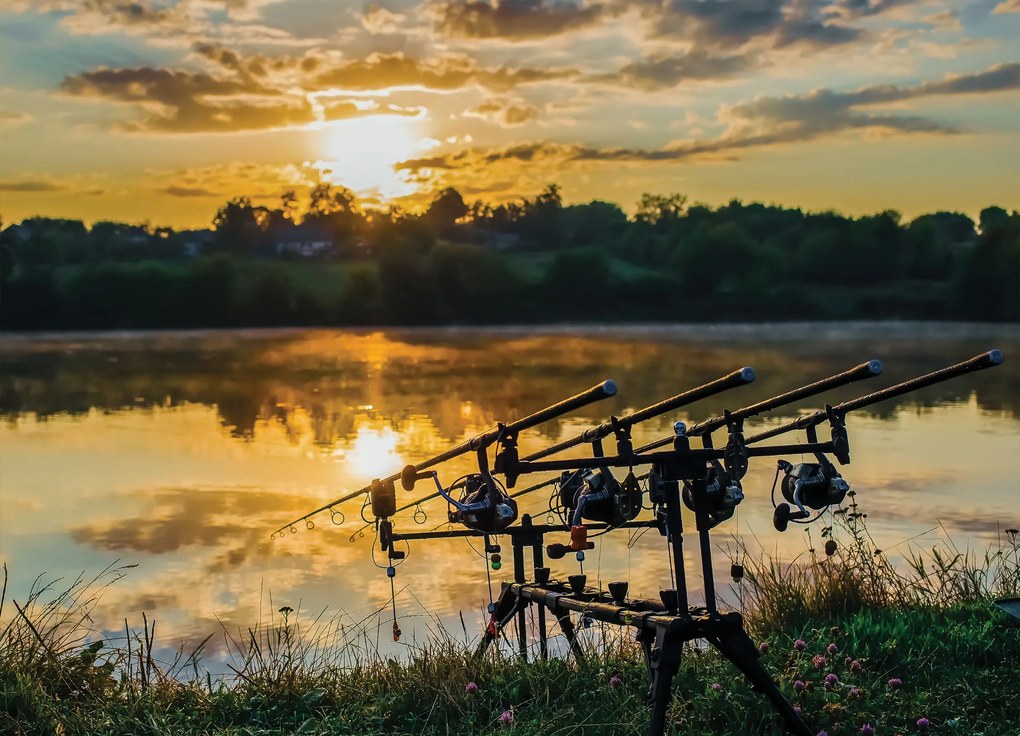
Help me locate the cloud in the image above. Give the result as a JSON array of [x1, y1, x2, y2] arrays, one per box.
[[2, 179, 67, 192], [60, 66, 316, 132], [191, 45, 575, 94], [360, 5, 408, 33], [430, 0, 608, 40], [309, 52, 577, 92], [146, 161, 316, 201], [992, 0, 1020, 13], [0, 109, 29, 124], [162, 185, 220, 197], [464, 97, 538, 125], [628, 0, 865, 50], [320, 98, 424, 121], [398, 63, 1020, 177], [595, 49, 754, 90]]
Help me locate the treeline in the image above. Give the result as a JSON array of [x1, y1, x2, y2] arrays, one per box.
[[1, 185, 1017, 329]]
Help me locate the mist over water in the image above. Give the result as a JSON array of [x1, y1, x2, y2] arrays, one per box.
[[1, 324, 1018, 669]]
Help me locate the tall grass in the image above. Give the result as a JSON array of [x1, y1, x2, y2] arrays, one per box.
[[2, 514, 1018, 735], [738, 491, 1020, 632]]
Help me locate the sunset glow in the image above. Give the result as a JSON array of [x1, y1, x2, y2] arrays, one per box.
[[0, 1, 1018, 226], [316, 116, 424, 200]]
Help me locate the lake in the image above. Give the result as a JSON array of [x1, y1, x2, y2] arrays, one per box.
[[1, 324, 1018, 670]]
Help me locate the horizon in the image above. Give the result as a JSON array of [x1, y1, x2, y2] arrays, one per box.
[[1, 1, 1019, 229]]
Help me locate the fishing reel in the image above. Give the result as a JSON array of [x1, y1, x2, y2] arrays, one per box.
[[682, 464, 744, 530], [444, 473, 518, 534], [772, 458, 850, 532], [546, 468, 641, 560], [559, 467, 642, 528]]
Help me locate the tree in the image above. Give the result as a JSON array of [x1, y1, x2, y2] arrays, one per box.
[[424, 188, 468, 237], [635, 193, 688, 225], [304, 183, 364, 252], [213, 197, 271, 254]]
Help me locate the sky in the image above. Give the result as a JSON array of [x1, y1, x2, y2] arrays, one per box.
[[0, 0, 1018, 228]]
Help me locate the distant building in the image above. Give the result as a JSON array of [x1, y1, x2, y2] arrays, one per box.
[[477, 228, 521, 251], [179, 229, 215, 257], [272, 223, 334, 257]]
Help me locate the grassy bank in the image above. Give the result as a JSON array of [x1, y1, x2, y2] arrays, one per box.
[[3, 514, 1018, 735]]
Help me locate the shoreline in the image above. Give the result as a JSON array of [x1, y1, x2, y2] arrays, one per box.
[[2, 319, 1019, 345]]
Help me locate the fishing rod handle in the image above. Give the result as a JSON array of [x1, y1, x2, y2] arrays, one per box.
[[524, 368, 754, 461], [745, 349, 1003, 445]]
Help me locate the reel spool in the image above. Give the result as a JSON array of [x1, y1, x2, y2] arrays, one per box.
[[772, 459, 850, 531], [559, 468, 642, 527], [682, 465, 744, 529], [447, 473, 518, 534]]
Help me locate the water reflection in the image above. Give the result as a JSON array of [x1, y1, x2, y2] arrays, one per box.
[[1, 325, 1017, 669]]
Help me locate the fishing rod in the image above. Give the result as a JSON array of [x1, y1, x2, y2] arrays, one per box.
[[632, 359, 884, 454], [734, 350, 1003, 532], [348, 369, 754, 536], [744, 349, 1003, 446], [270, 379, 617, 538], [498, 359, 885, 510], [522, 366, 756, 462]]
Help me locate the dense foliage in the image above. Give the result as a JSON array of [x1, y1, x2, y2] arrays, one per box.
[[2, 186, 1017, 329]]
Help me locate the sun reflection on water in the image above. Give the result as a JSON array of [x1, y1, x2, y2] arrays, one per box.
[[337, 423, 402, 479]]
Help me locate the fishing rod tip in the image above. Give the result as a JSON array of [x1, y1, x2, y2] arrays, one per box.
[[740, 367, 756, 383], [867, 359, 884, 375], [988, 349, 1003, 365], [601, 379, 618, 396]]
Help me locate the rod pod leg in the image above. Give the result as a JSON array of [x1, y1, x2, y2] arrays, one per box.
[[475, 583, 524, 659], [639, 625, 684, 736], [556, 611, 585, 663], [706, 613, 813, 736]]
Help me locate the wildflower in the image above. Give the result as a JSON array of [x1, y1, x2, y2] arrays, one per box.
[[465, 681, 478, 694], [794, 680, 806, 693], [794, 639, 807, 651], [888, 677, 903, 689], [827, 643, 838, 654], [759, 641, 769, 653], [609, 675, 622, 688], [793, 706, 802, 714], [710, 682, 723, 692], [499, 709, 514, 726], [850, 659, 863, 674], [825, 673, 839, 688], [861, 724, 875, 735], [849, 687, 862, 699], [818, 732, 829, 736], [812, 654, 827, 669], [916, 717, 930, 730]]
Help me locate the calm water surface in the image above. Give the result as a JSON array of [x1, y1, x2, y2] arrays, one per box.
[[1, 325, 1018, 668]]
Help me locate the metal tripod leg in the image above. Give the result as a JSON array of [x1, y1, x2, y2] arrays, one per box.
[[707, 614, 813, 736], [475, 582, 522, 659], [641, 625, 683, 736], [555, 611, 585, 663]]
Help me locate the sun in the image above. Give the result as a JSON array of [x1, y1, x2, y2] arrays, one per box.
[[345, 424, 401, 479], [317, 115, 426, 200]]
